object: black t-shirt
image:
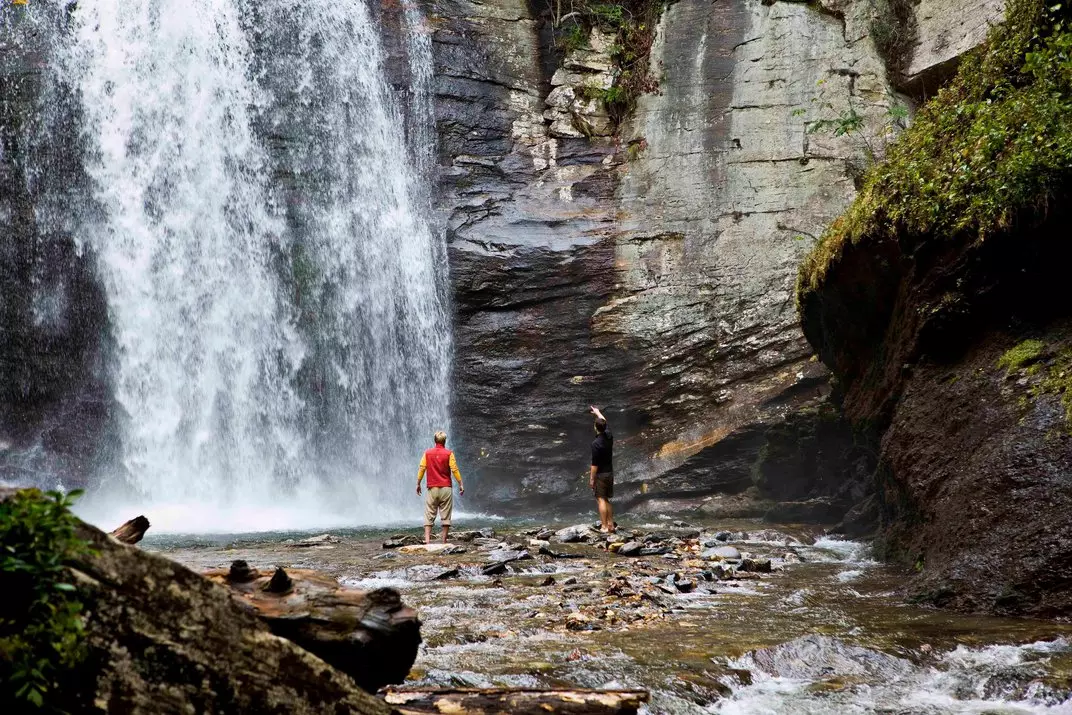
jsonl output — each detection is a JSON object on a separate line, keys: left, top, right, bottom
{"left": 591, "top": 431, "right": 613, "bottom": 474}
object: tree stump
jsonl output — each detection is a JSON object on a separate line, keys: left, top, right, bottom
{"left": 110, "top": 515, "right": 150, "bottom": 544}
{"left": 205, "top": 562, "right": 420, "bottom": 693}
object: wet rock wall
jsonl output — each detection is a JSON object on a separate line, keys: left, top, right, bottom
{"left": 422, "top": 0, "right": 909, "bottom": 513}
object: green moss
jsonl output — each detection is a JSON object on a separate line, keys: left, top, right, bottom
{"left": 1034, "top": 347, "right": 1072, "bottom": 429}
{"left": 0, "top": 489, "right": 94, "bottom": 712}
{"left": 798, "top": 0, "right": 1072, "bottom": 300}
{"left": 997, "top": 339, "right": 1046, "bottom": 371}
{"left": 998, "top": 340, "right": 1072, "bottom": 430}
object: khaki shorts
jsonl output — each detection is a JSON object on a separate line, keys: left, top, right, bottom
{"left": 424, "top": 486, "right": 453, "bottom": 527}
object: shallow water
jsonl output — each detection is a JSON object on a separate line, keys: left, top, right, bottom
{"left": 152, "top": 517, "right": 1072, "bottom": 714}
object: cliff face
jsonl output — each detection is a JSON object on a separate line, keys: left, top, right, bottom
{"left": 425, "top": 0, "right": 907, "bottom": 512}
{"left": 0, "top": 6, "right": 116, "bottom": 489}
{"left": 798, "top": 0, "right": 1072, "bottom": 615}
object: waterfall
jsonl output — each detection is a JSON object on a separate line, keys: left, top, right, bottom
{"left": 54, "top": 0, "right": 450, "bottom": 530}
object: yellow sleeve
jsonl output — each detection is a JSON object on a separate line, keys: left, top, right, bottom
{"left": 449, "top": 453, "right": 462, "bottom": 484}
{"left": 416, "top": 455, "right": 427, "bottom": 484}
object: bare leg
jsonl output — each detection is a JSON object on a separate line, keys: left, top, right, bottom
{"left": 597, "top": 498, "right": 612, "bottom": 532}
{"left": 424, "top": 525, "right": 432, "bottom": 544}
{"left": 441, "top": 524, "right": 450, "bottom": 543}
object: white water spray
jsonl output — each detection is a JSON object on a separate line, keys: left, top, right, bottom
{"left": 58, "top": 0, "right": 450, "bottom": 530}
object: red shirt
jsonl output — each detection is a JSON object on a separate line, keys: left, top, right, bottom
{"left": 422, "top": 446, "right": 456, "bottom": 488}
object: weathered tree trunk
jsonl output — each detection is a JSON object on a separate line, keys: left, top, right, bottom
{"left": 205, "top": 561, "right": 420, "bottom": 693}
{"left": 110, "top": 515, "right": 150, "bottom": 544}
{"left": 381, "top": 688, "right": 649, "bottom": 714}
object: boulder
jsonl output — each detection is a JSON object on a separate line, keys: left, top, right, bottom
{"left": 10, "top": 495, "right": 397, "bottom": 713}
{"left": 702, "top": 546, "right": 742, "bottom": 560}
{"left": 616, "top": 542, "right": 644, "bottom": 557}
{"left": 554, "top": 524, "right": 597, "bottom": 543}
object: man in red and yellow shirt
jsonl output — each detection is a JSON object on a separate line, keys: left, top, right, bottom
{"left": 416, "top": 431, "right": 464, "bottom": 544}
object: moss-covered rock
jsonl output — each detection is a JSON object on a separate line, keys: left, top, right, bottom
{"left": 794, "top": 0, "right": 1072, "bottom": 617}
{"left": 798, "top": 0, "right": 1072, "bottom": 301}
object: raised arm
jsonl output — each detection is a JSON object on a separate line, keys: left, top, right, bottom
{"left": 449, "top": 453, "right": 465, "bottom": 495}
{"left": 416, "top": 454, "right": 427, "bottom": 495}
{"left": 589, "top": 405, "right": 606, "bottom": 422}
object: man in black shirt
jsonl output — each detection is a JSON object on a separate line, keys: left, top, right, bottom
{"left": 589, "top": 405, "right": 615, "bottom": 533}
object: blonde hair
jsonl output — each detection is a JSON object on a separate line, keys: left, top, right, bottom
{"left": 433, "top": 431, "right": 448, "bottom": 445}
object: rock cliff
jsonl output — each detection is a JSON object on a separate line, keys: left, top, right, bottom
{"left": 423, "top": 0, "right": 909, "bottom": 513}
{"left": 798, "top": 0, "right": 1072, "bottom": 615}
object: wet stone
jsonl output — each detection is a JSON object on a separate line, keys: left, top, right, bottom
{"left": 554, "top": 524, "right": 597, "bottom": 543}
{"left": 383, "top": 534, "right": 422, "bottom": 549}
{"left": 617, "top": 541, "right": 644, "bottom": 556}
{"left": 740, "top": 558, "right": 772, "bottom": 573}
{"left": 486, "top": 549, "right": 530, "bottom": 563}
{"left": 702, "top": 546, "right": 742, "bottom": 561}
{"left": 674, "top": 578, "right": 697, "bottom": 593}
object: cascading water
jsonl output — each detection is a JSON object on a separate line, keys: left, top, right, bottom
{"left": 50, "top": 0, "right": 450, "bottom": 531}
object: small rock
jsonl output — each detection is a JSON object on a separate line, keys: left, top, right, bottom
{"left": 486, "top": 549, "right": 531, "bottom": 563}
{"left": 675, "top": 579, "right": 697, "bottom": 593}
{"left": 478, "top": 528, "right": 495, "bottom": 538}
{"left": 528, "top": 539, "right": 550, "bottom": 548}
{"left": 566, "top": 612, "right": 598, "bottom": 631}
{"left": 673, "top": 520, "right": 691, "bottom": 527}
{"left": 617, "top": 541, "right": 644, "bottom": 557}
{"left": 539, "top": 576, "right": 556, "bottom": 587}
{"left": 554, "top": 524, "right": 596, "bottom": 543}
{"left": 398, "top": 543, "right": 466, "bottom": 555}
{"left": 538, "top": 545, "right": 587, "bottom": 559}
{"left": 701, "top": 546, "right": 741, "bottom": 561}
{"left": 535, "top": 528, "right": 554, "bottom": 540}
{"left": 373, "top": 552, "right": 398, "bottom": 560}
{"left": 740, "top": 558, "right": 772, "bottom": 573}
{"left": 382, "top": 535, "right": 421, "bottom": 549}
{"left": 715, "top": 531, "right": 732, "bottom": 542}
{"left": 289, "top": 533, "right": 340, "bottom": 548}
{"left": 784, "top": 551, "right": 804, "bottom": 564}
{"left": 482, "top": 561, "right": 509, "bottom": 576}
{"left": 562, "top": 576, "right": 578, "bottom": 586}
{"left": 608, "top": 542, "right": 626, "bottom": 553}
{"left": 639, "top": 546, "right": 671, "bottom": 556}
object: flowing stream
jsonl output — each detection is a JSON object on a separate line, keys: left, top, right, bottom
{"left": 154, "top": 517, "right": 1072, "bottom": 714}
{"left": 42, "top": 0, "right": 449, "bottom": 530}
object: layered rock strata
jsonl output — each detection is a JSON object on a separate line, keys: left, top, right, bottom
{"left": 424, "top": 0, "right": 904, "bottom": 513}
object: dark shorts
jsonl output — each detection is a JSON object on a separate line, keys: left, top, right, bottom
{"left": 594, "top": 472, "right": 614, "bottom": 499}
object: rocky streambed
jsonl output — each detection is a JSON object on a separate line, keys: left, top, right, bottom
{"left": 150, "top": 518, "right": 1072, "bottom": 713}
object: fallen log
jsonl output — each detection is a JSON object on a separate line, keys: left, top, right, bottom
{"left": 382, "top": 688, "right": 649, "bottom": 714}
{"left": 110, "top": 515, "right": 150, "bottom": 544}
{"left": 205, "top": 561, "right": 420, "bottom": 693}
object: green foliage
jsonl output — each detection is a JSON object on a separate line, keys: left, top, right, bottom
{"left": 806, "top": 106, "right": 865, "bottom": 137}
{"left": 547, "top": 0, "right": 666, "bottom": 123}
{"left": 798, "top": 0, "right": 1072, "bottom": 299}
{"left": 997, "top": 339, "right": 1046, "bottom": 371}
{"left": 796, "top": 84, "right": 909, "bottom": 166}
{"left": 1, "top": 489, "right": 94, "bottom": 712}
